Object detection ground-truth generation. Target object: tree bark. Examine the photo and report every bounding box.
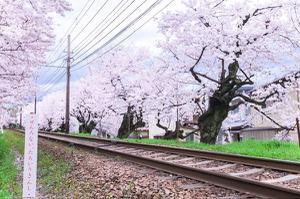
[156,120,184,139]
[117,106,145,139]
[191,59,250,144]
[78,120,96,134]
[198,97,230,144]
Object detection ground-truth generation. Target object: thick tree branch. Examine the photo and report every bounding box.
[229,100,244,111]
[252,106,294,131]
[156,118,168,132]
[190,46,217,84]
[194,71,221,84]
[178,128,200,139]
[236,91,278,107]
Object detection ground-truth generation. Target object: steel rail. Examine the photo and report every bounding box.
[13,129,300,198]
[32,130,300,174]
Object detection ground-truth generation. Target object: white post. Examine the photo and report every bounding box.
[0,114,4,134]
[22,114,38,198]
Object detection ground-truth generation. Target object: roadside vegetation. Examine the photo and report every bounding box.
[1,130,70,197]
[126,138,300,162]
[0,133,19,198]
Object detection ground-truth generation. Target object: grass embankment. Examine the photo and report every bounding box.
[126,138,300,162]
[1,130,70,198]
[0,133,19,198]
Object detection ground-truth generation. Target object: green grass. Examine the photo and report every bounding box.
[3,130,70,197]
[0,133,20,198]
[126,138,300,162]
[73,132,92,137]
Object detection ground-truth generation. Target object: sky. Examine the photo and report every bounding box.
[37,0,183,97]
[36,0,295,99]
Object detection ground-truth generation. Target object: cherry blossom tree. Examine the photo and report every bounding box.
[66,46,150,137]
[157,0,300,143]
[143,56,200,139]
[70,75,115,134]
[90,47,150,138]
[0,0,71,109]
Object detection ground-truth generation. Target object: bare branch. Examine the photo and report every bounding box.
[252,106,294,131]
[219,58,226,82]
[156,118,168,132]
[178,128,200,139]
[229,100,244,111]
[236,91,278,107]
[190,46,207,83]
[194,71,220,84]
[213,0,226,8]
[168,47,180,60]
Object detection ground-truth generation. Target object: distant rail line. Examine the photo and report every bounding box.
[13,129,300,198]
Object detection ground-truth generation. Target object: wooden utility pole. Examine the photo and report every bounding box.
[34,94,37,114]
[20,108,23,128]
[296,118,300,148]
[65,35,71,134]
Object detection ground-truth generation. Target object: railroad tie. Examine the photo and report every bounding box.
[156,155,182,160]
[228,168,265,177]
[262,174,300,184]
[204,164,236,171]
[146,153,168,158]
[180,183,204,190]
[120,148,140,152]
[157,176,179,181]
[168,157,195,163]
[184,160,213,167]
[103,146,123,150]
[126,149,146,154]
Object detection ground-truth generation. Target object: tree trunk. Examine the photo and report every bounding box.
[117,112,132,138]
[79,121,96,134]
[156,120,184,139]
[198,97,230,144]
[117,106,145,139]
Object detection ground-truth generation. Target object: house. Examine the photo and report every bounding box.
[227,72,300,142]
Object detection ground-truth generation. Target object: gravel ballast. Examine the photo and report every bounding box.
[38,138,258,198]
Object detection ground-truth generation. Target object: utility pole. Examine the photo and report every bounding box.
[34,93,37,114]
[296,118,300,148]
[20,108,23,129]
[65,35,71,134]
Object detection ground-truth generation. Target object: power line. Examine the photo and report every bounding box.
[71,0,110,43]
[72,0,165,67]
[39,69,65,91]
[72,0,130,52]
[72,0,175,72]
[48,0,95,63]
[39,59,66,85]
[72,0,142,59]
[42,54,67,66]
[38,71,66,98]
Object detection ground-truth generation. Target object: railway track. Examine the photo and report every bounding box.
[13,129,300,198]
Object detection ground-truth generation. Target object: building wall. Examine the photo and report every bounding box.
[249,86,300,142]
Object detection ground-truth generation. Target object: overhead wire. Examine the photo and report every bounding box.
[71,0,110,43]
[46,0,96,65]
[72,0,131,52]
[72,0,142,59]
[72,0,175,72]
[39,0,175,96]
[39,60,66,86]
[72,0,166,68]
[37,0,92,88]
[52,0,95,55]
[38,71,66,98]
